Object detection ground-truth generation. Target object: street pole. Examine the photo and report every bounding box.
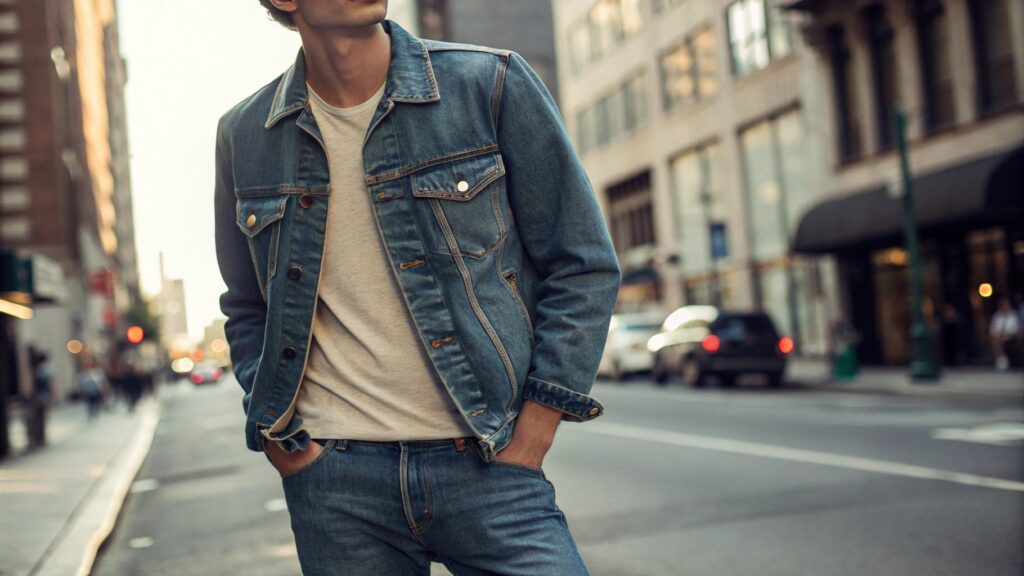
[894,109,939,381]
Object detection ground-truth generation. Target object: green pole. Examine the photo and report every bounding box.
[894,109,939,381]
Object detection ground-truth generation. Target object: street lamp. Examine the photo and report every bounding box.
[893,108,939,381]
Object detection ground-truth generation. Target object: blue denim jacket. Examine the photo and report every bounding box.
[214,20,620,461]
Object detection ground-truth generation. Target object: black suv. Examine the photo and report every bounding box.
[648,306,792,388]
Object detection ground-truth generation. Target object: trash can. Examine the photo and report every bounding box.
[834,343,859,381]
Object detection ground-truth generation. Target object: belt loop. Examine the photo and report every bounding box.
[454,437,467,452]
[335,439,349,451]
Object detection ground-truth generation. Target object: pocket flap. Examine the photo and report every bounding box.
[412,153,505,201]
[236,195,287,238]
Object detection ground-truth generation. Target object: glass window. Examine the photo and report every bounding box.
[767,3,793,59]
[741,120,786,260]
[727,0,791,76]
[828,25,863,161]
[866,5,899,149]
[970,0,1018,112]
[916,0,956,130]
[693,28,719,99]
[623,72,648,131]
[775,110,810,227]
[576,107,593,153]
[661,41,697,109]
[569,20,591,74]
[670,143,726,274]
[621,0,644,36]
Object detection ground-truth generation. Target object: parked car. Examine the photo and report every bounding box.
[190,362,224,386]
[598,311,666,380]
[647,306,792,388]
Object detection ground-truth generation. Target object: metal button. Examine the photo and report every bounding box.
[299,195,315,208]
[287,266,302,280]
[456,180,469,193]
[587,407,600,417]
[282,347,297,360]
[246,214,257,227]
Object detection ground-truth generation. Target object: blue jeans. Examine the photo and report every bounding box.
[280,438,589,575]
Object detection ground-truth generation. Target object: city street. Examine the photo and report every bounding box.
[93,374,1024,576]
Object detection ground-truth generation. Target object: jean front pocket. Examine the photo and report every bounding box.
[490,458,545,477]
[281,439,337,481]
[412,151,507,260]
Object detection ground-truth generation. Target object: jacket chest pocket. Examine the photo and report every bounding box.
[411,152,507,260]
[235,194,287,299]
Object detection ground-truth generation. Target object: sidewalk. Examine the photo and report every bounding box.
[0,397,160,576]
[788,357,1024,400]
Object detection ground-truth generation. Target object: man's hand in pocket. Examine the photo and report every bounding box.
[265,440,323,478]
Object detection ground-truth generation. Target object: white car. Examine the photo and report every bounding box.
[598,311,666,380]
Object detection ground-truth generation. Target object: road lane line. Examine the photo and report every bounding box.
[579,422,1024,492]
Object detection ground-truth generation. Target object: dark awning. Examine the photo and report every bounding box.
[792,146,1023,254]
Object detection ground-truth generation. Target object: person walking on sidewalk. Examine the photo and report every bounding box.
[990,297,1021,370]
[214,2,619,574]
[76,360,107,420]
[27,347,52,449]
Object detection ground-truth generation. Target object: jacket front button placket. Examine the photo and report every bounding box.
[282,347,297,360]
[246,214,257,227]
[287,266,302,280]
[298,195,315,209]
[456,180,469,193]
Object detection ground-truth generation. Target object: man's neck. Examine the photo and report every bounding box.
[299,23,390,109]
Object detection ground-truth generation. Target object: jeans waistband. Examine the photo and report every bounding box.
[311,437,472,452]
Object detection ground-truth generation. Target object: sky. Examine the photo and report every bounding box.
[117,0,301,341]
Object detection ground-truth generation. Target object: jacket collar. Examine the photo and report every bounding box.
[264,19,439,129]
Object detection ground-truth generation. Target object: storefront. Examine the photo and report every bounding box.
[793,146,1023,366]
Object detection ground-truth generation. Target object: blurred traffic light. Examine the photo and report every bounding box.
[126,325,145,345]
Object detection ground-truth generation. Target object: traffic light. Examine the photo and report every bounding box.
[126,325,144,345]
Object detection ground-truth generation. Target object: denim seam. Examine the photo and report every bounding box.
[365,145,500,185]
[429,198,519,413]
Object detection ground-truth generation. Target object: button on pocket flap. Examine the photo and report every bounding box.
[412,153,505,201]
[236,195,288,238]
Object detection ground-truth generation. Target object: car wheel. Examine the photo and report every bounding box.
[766,372,784,388]
[653,356,669,385]
[682,357,706,388]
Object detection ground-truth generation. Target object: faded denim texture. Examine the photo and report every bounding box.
[281,439,589,575]
[214,20,620,460]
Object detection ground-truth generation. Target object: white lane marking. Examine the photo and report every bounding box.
[265,498,288,512]
[129,478,160,493]
[128,537,154,549]
[933,423,1024,446]
[579,422,1024,492]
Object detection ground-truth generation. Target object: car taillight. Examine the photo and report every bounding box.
[779,337,794,355]
[191,374,203,384]
[701,335,721,353]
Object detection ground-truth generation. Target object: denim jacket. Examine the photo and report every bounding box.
[214,20,620,461]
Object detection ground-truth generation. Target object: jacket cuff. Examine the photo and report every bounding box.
[521,376,604,422]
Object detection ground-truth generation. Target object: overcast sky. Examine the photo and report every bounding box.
[118,0,301,340]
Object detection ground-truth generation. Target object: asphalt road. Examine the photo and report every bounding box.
[93,374,1024,576]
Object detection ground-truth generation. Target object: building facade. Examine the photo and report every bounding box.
[554,0,835,356]
[788,0,1024,366]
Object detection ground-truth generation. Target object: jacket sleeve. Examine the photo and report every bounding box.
[213,114,267,427]
[496,52,622,422]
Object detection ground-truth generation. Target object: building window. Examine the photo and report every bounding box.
[607,172,656,256]
[969,0,1018,113]
[916,0,956,130]
[574,71,648,154]
[726,0,792,77]
[740,110,809,261]
[828,25,862,162]
[574,0,646,73]
[865,5,899,150]
[660,27,718,112]
[670,142,726,275]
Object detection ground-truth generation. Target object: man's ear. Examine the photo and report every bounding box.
[268,0,298,15]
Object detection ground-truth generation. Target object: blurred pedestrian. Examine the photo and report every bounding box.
[77,359,107,419]
[27,347,52,449]
[989,298,1020,370]
[214,3,618,573]
[940,303,964,366]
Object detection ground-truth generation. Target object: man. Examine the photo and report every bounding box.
[214,1,620,574]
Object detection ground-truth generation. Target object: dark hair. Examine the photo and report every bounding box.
[258,1,296,30]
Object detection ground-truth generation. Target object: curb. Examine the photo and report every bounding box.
[789,380,1024,401]
[30,399,162,576]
